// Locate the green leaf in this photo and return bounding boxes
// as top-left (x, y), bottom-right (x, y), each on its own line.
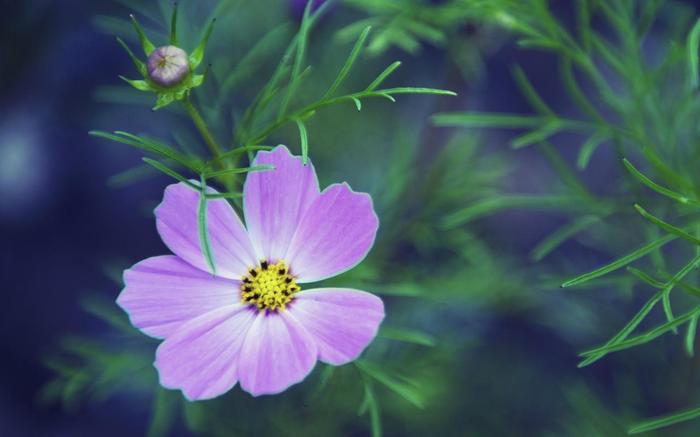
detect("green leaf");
top-left (147, 388), bottom-right (177, 437)
top-left (432, 112), bottom-right (546, 128)
top-left (169, 2), bottom-right (179, 46)
top-left (629, 405), bottom-right (700, 434)
top-left (209, 145), bottom-right (273, 164)
top-left (530, 215), bottom-right (600, 261)
top-left (90, 130), bottom-right (200, 172)
top-left (378, 327), bottom-right (435, 347)
top-left (295, 118), bottom-right (309, 165)
top-left (685, 313), bottom-right (699, 357)
top-left (154, 92), bottom-right (175, 110)
top-left (118, 76), bottom-right (154, 92)
top-left (352, 97), bottom-right (362, 111)
top-left (623, 159), bottom-right (700, 207)
top-left (580, 306), bottom-right (700, 357)
top-left (358, 378), bottom-right (382, 437)
top-left (578, 292), bottom-right (662, 368)
top-left (511, 65), bottom-right (553, 115)
top-left (190, 18), bottom-right (216, 69)
top-left (375, 87), bottom-right (456, 97)
top-left (367, 61), bottom-right (401, 91)
top-left (279, 1), bottom-right (313, 117)
top-left (129, 14), bottom-right (155, 56)
top-left (562, 234), bottom-right (677, 288)
top-left (687, 17), bottom-right (700, 89)
top-left (510, 121), bottom-right (564, 149)
top-left (197, 176), bottom-right (217, 275)
top-left (356, 361), bottom-right (425, 409)
top-left (444, 195), bottom-right (579, 228)
top-left (107, 164), bottom-right (156, 188)
top-left (116, 37), bottom-right (147, 77)
top-left (141, 158), bottom-right (198, 189)
top-left (633, 204), bottom-right (700, 246)
top-left (324, 26), bottom-right (372, 98)
top-left (205, 192), bottom-right (243, 200)
top-left (203, 165), bottom-right (273, 179)
top-left (577, 131), bottom-right (609, 170)
top-left (625, 267), bottom-right (665, 288)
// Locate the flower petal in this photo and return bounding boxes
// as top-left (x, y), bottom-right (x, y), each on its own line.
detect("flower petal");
top-left (154, 304), bottom-right (256, 401)
top-left (237, 311), bottom-right (318, 396)
top-left (290, 288), bottom-right (384, 365)
top-left (118, 255), bottom-right (240, 339)
top-left (155, 182), bottom-right (258, 279)
top-left (286, 183), bottom-right (378, 282)
top-left (244, 145), bottom-right (320, 262)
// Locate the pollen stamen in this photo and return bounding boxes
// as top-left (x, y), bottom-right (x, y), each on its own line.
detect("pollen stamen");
top-left (240, 260), bottom-right (300, 311)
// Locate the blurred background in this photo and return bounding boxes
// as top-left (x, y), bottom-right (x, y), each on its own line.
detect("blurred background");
top-left (3, 0), bottom-right (700, 435)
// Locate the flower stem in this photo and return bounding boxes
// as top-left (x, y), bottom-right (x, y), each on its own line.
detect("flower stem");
top-left (183, 95), bottom-right (223, 160)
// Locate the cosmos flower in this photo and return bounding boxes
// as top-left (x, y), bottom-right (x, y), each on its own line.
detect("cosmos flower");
top-left (117, 145), bottom-right (384, 399)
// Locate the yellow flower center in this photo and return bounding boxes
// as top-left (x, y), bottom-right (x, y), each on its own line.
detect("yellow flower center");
top-left (240, 260), bottom-right (300, 311)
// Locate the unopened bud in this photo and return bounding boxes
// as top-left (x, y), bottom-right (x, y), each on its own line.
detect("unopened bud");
top-left (147, 45), bottom-right (189, 87)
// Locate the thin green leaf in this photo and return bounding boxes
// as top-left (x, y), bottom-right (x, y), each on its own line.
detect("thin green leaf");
top-left (324, 26), bottom-right (371, 98)
top-left (378, 327), bottom-right (435, 347)
top-left (626, 267), bottom-right (665, 288)
top-left (581, 306), bottom-right (700, 357)
top-left (142, 158), bottom-right (198, 189)
top-left (530, 215), bottom-right (600, 261)
top-left (577, 131), bottom-right (609, 170)
top-left (578, 291), bottom-right (663, 367)
top-left (197, 176), bottom-right (216, 275)
top-left (116, 37), bottom-right (147, 77)
top-left (358, 377), bottom-right (382, 437)
top-left (367, 61), bottom-right (401, 91)
top-left (210, 145), bottom-right (272, 164)
top-left (203, 164), bottom-right (273, 179)
top-left (687, 17), bottom-right (700, 89)
top-left (118, 76), bottom-right (153, 91)
top-left (169, 2), bottom-right (178, 46)
top-left (511, 65), bottom-right (553, 115)
top-left (279, 1), bottom-right (313, 117)
top-left (432, 112), bottom-right (546, 128)
top-left (129, 14), bottom-right (155, 55)
top-left (147, 388), bottom-right (177, 437)
top-left (686, 313), bottom-right (699, 357)
top-left (205, 192), bottom-right (243, 200)
top-left (356, 361), bottom-right (425, 409)
top-left (444, 195), bottom-right (579, 228)
top-left (629, 405), bottom-right (700, 434)
top-left (107, 164), bottom-right (156, 188)
top-left (190, 18), bottom-right (216, 69)
top-left (377, 87), bottom-right (456, 96)
top-left (634, 204), bottom-right (700, 246)
top-left (510, 122), bottom-right (564, 149)
top-left (352, 97), bottom-right (362, 111)
top-left (562, 234), bottom-right (677, 287)
top-left (295, 118), bottom-right (309, 165)
top-left (624, 159), bottom-right (700, 207)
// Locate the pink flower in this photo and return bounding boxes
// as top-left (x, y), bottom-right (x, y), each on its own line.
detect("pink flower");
top-left (117, 145), bottom-right (384, 399)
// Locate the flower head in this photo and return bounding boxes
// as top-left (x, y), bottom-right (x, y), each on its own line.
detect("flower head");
top-left (117, 146), bottom-right (384, 399)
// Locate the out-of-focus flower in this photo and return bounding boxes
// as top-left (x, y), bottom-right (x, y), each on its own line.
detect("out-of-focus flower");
top-left (117, 146), bottom-right (384, 399)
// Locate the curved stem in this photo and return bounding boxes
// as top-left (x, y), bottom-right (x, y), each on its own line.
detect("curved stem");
top-left (183, 95), bottom-right (223, 160)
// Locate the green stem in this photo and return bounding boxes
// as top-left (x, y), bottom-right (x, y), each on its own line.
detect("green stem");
top-left (183, 95), bottom-right (224, 160)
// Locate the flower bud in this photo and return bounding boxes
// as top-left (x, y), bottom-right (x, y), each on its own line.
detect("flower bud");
top-left (147, 45), bottom-right (189, 88)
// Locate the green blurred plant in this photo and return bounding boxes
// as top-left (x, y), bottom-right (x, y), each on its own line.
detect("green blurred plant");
top-left (434, 0), bottom-right (700, 433)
